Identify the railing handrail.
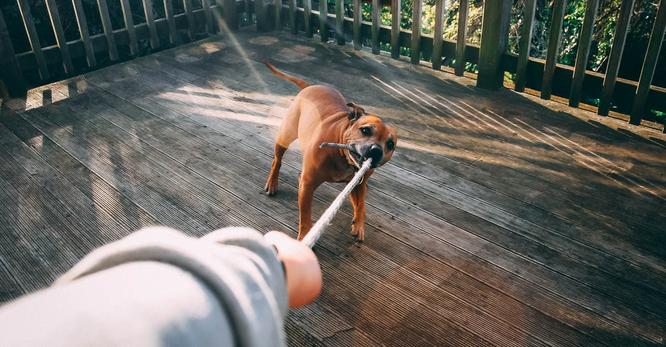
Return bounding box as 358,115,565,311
1,0,664,131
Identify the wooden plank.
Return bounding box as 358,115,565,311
335,0,343,44
15,0,49,80
514,0,535,91
71,0,97,68
568,0,598,106
0,113,157,233
431,0,444,70
183,0,195,39
290,0,297,34
598,0,635,115
410,0,422,64
45,0,74,74
390,0,400,58
353,0,361,49
476,0,512,89
304,0,312,37
275,0,282,30
319,0,327,41
163,0,178,43
454,0,468,75
90,62,541,345
201,0,215,33
142,0,160,49
0,7,27,96
630,0,666,125
540,0,567,99
96,0,119,60
139,52,665,345
120,0,139,55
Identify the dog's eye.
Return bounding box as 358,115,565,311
360,127,372,136
386,139,395,151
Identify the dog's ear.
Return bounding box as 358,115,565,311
347,102,365,121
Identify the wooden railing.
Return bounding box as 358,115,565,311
0,0,251,96
1,0,665,130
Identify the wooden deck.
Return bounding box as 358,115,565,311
1,29,665,346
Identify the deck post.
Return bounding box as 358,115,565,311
0,8,27,97
476,0,512,90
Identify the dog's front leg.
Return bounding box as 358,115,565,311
350,179,368,241
297,176,321,240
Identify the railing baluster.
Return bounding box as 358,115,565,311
630,0,666,125
201,0,215,33
183,0,195,39
514,0,535,91
568,0,598,106
541,0,566,99
256,0,269,31
275,0,282,30
454,0,468,75
390,0,400,58
410,0,422,64
15,0,49,80
224,0,239,30
320,0,328,41
599,0,635,116
120,0,139,55
71,0,96,68
96,0,119,60
304,0,313,37
45,0,74,74
0,7,27,95
290,0,297,34
431,0,444,70
335,0,344,44
353,0,361,48
372,0,380,53
163,0,178,43
142,0,160,49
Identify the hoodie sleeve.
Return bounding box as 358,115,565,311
0,226,288,347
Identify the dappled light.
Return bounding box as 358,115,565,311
1,26,665,347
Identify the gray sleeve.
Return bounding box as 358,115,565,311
0,226,288,347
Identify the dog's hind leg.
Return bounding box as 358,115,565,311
265,143,287,196
265,102,300,196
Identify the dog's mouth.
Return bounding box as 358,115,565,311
319,142,382,170
346,146,364,169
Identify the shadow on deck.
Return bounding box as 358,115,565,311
0,29,665,346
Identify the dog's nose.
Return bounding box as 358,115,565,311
365,144,384,166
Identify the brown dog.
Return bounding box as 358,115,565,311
263,62,397,241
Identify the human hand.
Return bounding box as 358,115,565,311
264,231,322,308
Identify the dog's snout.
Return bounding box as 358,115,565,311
365,144,384,166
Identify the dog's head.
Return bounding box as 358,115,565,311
343,102,398,168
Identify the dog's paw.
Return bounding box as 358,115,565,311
264,180,278,196
351,221,365,242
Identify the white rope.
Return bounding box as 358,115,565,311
301,159,373,248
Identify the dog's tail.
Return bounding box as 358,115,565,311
263,61,310,90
